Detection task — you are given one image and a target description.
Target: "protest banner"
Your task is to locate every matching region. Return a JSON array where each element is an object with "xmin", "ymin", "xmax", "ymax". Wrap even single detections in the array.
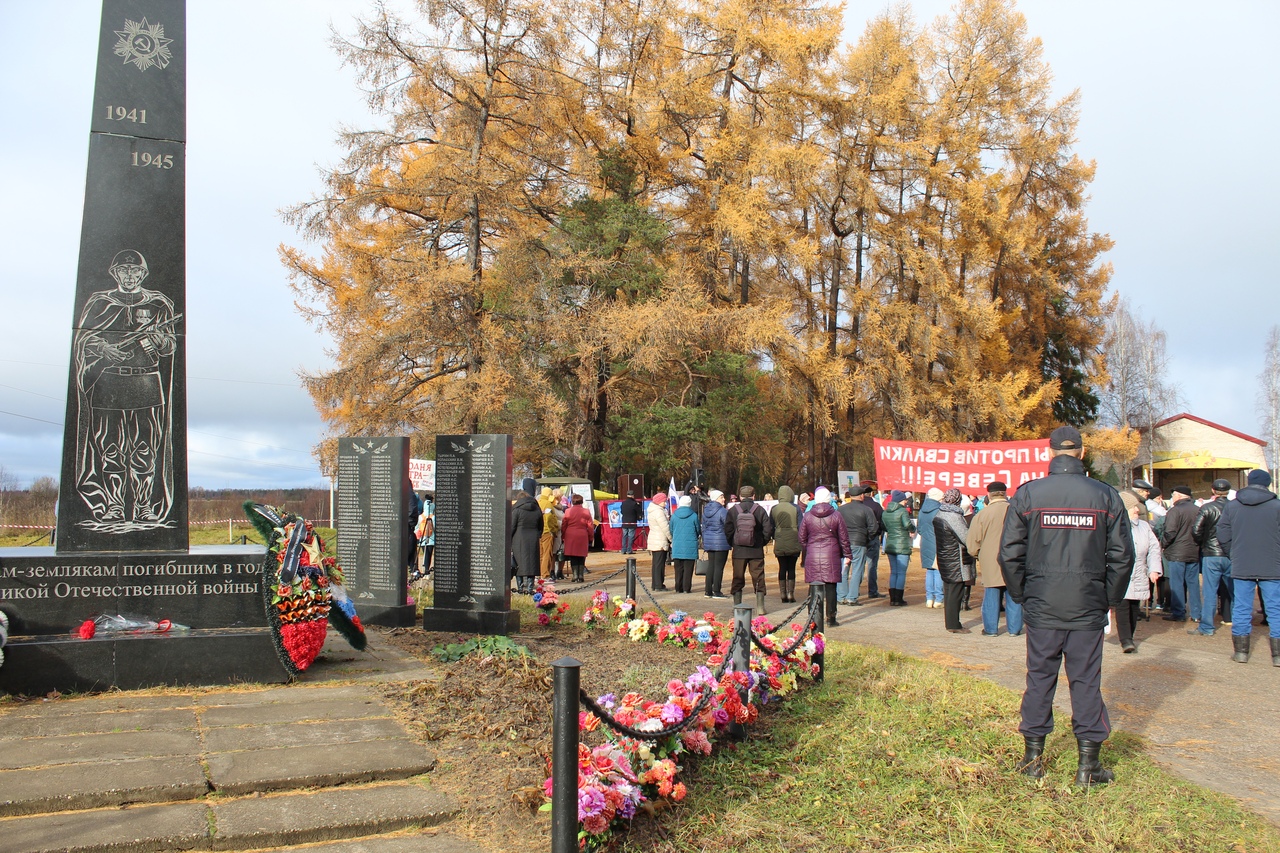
[{"xmin": 872, "ymin": 438, "xmax": 1052, "ymax": 494}]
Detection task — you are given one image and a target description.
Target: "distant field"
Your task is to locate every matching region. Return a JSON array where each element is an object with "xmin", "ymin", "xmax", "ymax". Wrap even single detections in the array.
[{"xmin": 1, "ymin": 523, "xmax": 337, "ymax": 549}]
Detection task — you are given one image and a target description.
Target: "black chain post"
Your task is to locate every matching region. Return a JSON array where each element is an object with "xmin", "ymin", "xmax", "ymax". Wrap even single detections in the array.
[
  {"xmin": 808, "ymin": 584, "xmax": 825, "ymax": 683},
  {"xmin": 625, "ymin": 557, "xmax": 637, "ymax": 602},
  {"xmin": 727, "ymin": 602, "xmax": 753, "ymax": 740},
  {"xmin": 551, "ymin": 656, "xmax": 582, "ymax": 853}
]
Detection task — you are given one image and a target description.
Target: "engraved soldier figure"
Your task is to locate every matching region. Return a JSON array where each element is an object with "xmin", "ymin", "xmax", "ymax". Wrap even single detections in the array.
[{"xmin": 72, "ymin": 250, "xmax": 178, "ymax": 528}]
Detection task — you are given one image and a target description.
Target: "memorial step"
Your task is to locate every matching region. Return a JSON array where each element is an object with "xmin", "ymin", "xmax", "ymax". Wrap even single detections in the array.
[{"xmin": 0, "ymin": 782, "xmax": 462, "ymax": 853}]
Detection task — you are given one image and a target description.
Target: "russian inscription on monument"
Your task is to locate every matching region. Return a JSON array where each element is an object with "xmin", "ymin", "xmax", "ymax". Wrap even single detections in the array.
[
  {"xmin": 0, "ymin": 1, "xmax": 288, "ymax": 694},
  {"xmin": 336, "ymin": 437, "xmax": 413, "ymax": 626},
  {"xmin": 422, "ymin": 434, "xmax": 518, "ymax": 635}
]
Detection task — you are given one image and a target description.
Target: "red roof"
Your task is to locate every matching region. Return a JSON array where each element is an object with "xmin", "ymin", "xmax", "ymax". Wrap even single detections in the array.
[{"xmin": 1153, "ymin": 413, "xmax": 1265, "ymax": 446}]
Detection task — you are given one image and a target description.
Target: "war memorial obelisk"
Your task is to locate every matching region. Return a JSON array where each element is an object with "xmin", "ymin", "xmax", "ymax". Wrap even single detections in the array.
[{"xmin": 0, "ymin": 0, "xmax": 289, "ymax": 693}]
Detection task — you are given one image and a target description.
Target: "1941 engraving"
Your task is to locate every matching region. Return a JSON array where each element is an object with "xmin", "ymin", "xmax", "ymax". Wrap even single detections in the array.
[{"xmin": 71, "ymin": 250, "xmax": 180, "ymax": 532}]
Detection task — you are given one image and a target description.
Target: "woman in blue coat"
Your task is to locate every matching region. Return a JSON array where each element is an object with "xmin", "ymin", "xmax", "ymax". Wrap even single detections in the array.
[
  {"xmin": 918, "ymin": 487, "xmax": 942, "ymax": 608},
  {"xmin": 701, "ymin": 490, "xmax": 730, "ymax": 598},
  {"xmin": 670, "ymin": 495, "xmax": 702, "ymax": 593}
]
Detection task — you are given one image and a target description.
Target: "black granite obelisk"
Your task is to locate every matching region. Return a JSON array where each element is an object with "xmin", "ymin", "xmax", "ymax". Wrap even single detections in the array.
[
  {"xmin": 57, "ymin": 0, "xmax": 188, "ymax": 553},
  {"xmin": 0, "ymin": 1, "xmax": 289, "ymax": 695}
]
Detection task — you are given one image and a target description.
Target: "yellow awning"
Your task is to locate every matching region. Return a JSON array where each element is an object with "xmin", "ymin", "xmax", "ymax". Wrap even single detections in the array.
[{"xmin": 1150, "ymin": 454, "xmax": 1259, "ymax": 470}]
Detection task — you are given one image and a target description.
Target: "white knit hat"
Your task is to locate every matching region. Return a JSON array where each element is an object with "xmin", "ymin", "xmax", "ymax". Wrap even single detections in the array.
[{"xmin": 813, "ymin": 487, "xmax": 832, "ymax": 503}]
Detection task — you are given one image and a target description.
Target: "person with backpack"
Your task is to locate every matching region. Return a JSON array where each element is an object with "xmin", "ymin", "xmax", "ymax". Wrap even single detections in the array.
[{"xmin": 723, "ymin": 485, "xmax": 775, "ymax": 613}]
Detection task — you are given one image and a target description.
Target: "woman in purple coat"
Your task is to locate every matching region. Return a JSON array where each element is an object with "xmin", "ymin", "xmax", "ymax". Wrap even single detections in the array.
[{"xmin": 799, "ymin": 487, "xmax": 852, "ymax": 626}]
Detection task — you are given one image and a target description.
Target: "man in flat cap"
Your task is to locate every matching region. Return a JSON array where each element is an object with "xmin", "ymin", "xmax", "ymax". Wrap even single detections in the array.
[
  {"xmin": 967, "ymin": 481, "xmax": 1021, "ymax": 636},
  {"xmin": 1216, "ymin": 469, "xmax": 1280, "ymax": 666},
  {"xmin": 1191, "ymin": 479, "xmax": 1233, "ymax": 636},
  {"xmin": 999, "ymin": 426, "xmax": 1134, "ymax": 785},
  {"xmin": 1160, "ymin": 484, "xmax": 1201, "ymax": 623}
]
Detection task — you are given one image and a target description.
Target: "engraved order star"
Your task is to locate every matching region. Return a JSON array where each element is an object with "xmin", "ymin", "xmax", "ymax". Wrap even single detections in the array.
[
  {"xmin": 467, "ymin": 439, "xmax": 475, "ymax": 446},
  {"xmin": 114, "ymin": 18, "xmax": 173, "ymax": 72}
]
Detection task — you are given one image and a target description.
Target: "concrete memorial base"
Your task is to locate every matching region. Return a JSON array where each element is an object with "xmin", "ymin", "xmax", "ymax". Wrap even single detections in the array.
[
  {"xmin": 0, "ymin": 629, "xmax": 288, "ymax": 694},
  {"xmin": 0, "ymin": 545, "xmax": 291, "ymax": 695},
  {"xmin": 421, "ymin": 607, "xmax": 520, "ymax": 635},
  {"xmin": 356, "ymin": 603, "xmax": 417, "ymax": 628}
]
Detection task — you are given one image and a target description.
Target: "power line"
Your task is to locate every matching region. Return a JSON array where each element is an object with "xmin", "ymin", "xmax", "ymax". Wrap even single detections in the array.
[
  {"xmin": 189, "ymin": 449, "xmax": 318, "ymax": 473},
  {"xmin": 0, "ymin": 410, "xmax": 318, "ymax": 471},
  {"xmin": 0, "ymin": 409, "xmax": 62, "ymax": 426},
  {"xmin": 0, "ymin": 382, "xmax": 61, "ymax": 401},
  {"xmin": 189, "ymin": 430, "xmax": 313, "ymax": 455}
]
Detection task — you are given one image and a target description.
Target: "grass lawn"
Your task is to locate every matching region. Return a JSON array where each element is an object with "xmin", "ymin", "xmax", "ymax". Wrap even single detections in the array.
[{"xmin": 618, "ymin": 641, "xmax": 1279, "ymax": 852}]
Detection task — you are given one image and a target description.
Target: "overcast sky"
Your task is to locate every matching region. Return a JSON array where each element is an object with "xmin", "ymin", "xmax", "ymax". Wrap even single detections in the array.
[{"xmin": 0, "ymin": 0, "xmax": 1276, "ymax": 490}]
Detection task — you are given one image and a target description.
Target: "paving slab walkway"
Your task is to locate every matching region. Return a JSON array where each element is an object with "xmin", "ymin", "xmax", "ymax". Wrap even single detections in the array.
[{"xmin": 0, "ymin": 631, "xmax": 485, "ymax": 853}]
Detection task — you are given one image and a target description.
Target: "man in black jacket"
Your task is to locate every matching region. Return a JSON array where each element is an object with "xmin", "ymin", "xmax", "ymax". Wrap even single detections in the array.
[
  {"xmin": 1191, "ymin": 479, "xmax": 1232, "ymax": 637},
  {"xmin": 724, "ymin": 486, "xmax": 774, "ymax": 614},
  {"xmin": 860, "ymin": 485, "xmax": 886, "ymax": 599},
  {"xmin": 619, "ymin": 492, "xmax": 642, "ymax": 555},
  {"xmin": 1160, "ymin": 485, "xmax": 1201, "ymax": 623},
  {"xmin": 1217, "ymin": 469, "xmax": 1280, "ymax": 666},
  {"xmin": 999, "ymin": 426, "xmax": 1134, "ymax": 786},
  {"xmin": 837, "ymin": 492, "xmax": 878, "ymax": 606}
]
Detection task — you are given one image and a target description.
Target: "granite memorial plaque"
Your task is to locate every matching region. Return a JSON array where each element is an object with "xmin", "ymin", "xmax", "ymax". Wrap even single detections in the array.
[
  {"xmin": 421, "ymin": 434, "xmax": 519, "ymax": 635},
  {"xmin": 0, "ymin": 1, "xmax": 289, "ymax": 694},
  {"xmin": 336, "ymin": 437, "xmax": 414, "ymax": 627}
]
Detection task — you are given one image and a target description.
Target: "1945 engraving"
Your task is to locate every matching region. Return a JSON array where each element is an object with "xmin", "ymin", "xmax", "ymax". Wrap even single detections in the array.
[{"xmin": 71, "ymin": 250, "xmax": 180, "ymax": 532}]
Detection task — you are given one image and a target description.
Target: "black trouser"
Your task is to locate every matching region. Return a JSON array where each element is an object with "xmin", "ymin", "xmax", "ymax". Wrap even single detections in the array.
[
  {"xmin": 673, "ymin": 559, "xmax": 695, "ymax": 592},
  {"xmin": 568, "ymin": 555, "xmax": 586, "ymax": 580},
  {"xmin": 943, "ymin": 580, "xmax": 965, "ymax": 629},
  {"xmin": 651, "ymin": 550, "xmax": 668, "ymax": 588},
  {"xmin": 1020, "ymin": 626, "xmax": 1110, "ymax": 742},
  {"xmin": 704, "ymin": 550, "xmax": 729, "ymax": 595},
  {"xmin": 1113, "ymin": 600, "xmax": 1140, "ymax": 645},
  {"xmin": 776, "ymin": 554, "xmax": 798, "ymax": 586}
]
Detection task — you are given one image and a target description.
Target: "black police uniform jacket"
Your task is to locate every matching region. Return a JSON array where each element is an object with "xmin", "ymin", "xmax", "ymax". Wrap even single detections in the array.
[{"xmin": 998, "ymin": 455, "xmax": 1135, "ymax": 631}]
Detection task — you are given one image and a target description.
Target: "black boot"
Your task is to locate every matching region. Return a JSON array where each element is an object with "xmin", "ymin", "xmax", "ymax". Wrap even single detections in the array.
[
  {"xmin": 1073, "ymin": 739, "xmax": 1114, "ymax": 786},
  {"xmin": 825, "ymin": 583, "xmax": 839, "ymax": 627},
  {"xmin": 1271, "ymin": 637, "xmax": 1280, "ymax": 667},
  {"xmin": 961, "ymin": 586, "xmax": 972, "ymax": 611},
  {"xmin": 1017, "ymin": 735, "xmax": 1046, "ymax": 779},
  {"xmin": 1233, "ymin": 634, "xmax": 1250, "ymax": 664}
]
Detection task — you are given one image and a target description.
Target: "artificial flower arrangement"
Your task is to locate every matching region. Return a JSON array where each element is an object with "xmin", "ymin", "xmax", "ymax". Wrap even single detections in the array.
[
  {"xmin": 545, "ymin": 607, "xmax": 823, "ymax": 850},
  {"xmin": 244, "ymin": 502, "xmax": 367, "ymax": 675},
  {"xmin": 533, "ymin": 578, "xmax": 571, "ymax": 626},
  {"xmin": 581, "ymin": 590, "xmax": 611, "ymax": 625}
]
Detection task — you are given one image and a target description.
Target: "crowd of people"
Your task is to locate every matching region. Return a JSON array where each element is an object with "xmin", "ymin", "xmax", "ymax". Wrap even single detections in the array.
[{"xmin": 430, "ymin": 423, "xmax": 1279, "ymax": 786}]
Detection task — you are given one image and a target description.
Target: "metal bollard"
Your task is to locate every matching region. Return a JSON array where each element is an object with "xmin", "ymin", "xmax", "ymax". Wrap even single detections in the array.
[
  {"xmin": 808, "ymin": 584, "xmax": 825, "ymax": 683},
  {"xmin": 727, "ymin": 602, "xmax": 753, "ymax": 740},
  {"xmin": 625, "ymin": 557, "xmax": 637, "ymax": 602},
  {"xmin": 551, "ymin": 656, "xmax": 582, "ymax": 853}
]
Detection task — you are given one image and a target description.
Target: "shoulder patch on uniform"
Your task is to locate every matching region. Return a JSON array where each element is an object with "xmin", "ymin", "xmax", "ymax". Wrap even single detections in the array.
[{"xmin": 1039, "ymin": 510, "xmax": 1098, "ymax": 530}]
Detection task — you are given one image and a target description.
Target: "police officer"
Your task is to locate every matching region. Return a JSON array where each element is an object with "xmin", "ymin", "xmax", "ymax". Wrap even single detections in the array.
[{"xmin": 999, "ymin": 426, "xmax": 1135, "ymax": 786}]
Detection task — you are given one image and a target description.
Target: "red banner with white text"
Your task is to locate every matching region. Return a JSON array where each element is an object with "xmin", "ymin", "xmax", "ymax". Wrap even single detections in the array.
[{"xmin": 873, "ymin": 438, "xmax": 1052, "ymax": 495}]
